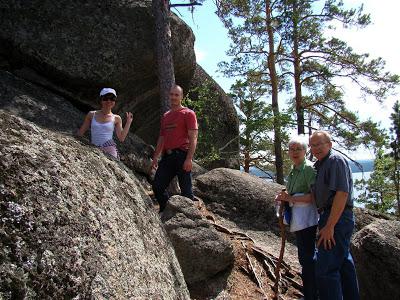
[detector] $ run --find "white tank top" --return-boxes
[90,111,115,146]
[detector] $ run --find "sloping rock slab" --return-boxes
[351,219,400,300]
[353,207,395,232]
[162,195,234,285]
[194,168,284,231]
[0,111,189,299]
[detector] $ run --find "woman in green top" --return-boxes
[276,135,318,300]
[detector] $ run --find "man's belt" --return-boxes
[317,205,353,214]
[164,148,187,155]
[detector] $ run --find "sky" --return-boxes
[175,0,400,159]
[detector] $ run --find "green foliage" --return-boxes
[216,0,398,172]
[183,80,225,166]
[230,78,273,171]
[355,150,397,214]
[355,101,400,215]
[216,0,290,182]
[279,0,398,147]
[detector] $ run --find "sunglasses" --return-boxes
[101,95,116,101]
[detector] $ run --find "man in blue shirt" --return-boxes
[310,130,359,300]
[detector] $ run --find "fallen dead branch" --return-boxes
[212,223,233,234]
[263,259,276,281]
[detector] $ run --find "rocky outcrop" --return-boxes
[194,168,284,231]
[0,0,196,144]
[188,65,239,169]
[351,219,400,300]
[353,207,395,232]
[0,111,190,299]
[161,196,234,285]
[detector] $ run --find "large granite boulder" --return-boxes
[0,70,153,175]
[194,168,284,230]
[188,65,239,169]
[351,219,400,300]
[0,111,190,299]
[0,0,196,144]
[353,207,395,232]
[161,196,234,285]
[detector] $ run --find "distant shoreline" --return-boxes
[348,159,374,173]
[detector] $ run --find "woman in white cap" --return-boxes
[77,88,133,159]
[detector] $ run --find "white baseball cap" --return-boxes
[99,88,117,97]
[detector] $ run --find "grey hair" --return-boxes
[288,135,308,150]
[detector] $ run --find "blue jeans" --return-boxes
[152,150,193,212]
[295,225,318,300]
[316,209,359,300]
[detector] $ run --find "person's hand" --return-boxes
[126,112,133,123]
[183,158,193,172]
[151,158,158,170]
[275,190,289,202]
[317,224,336,250]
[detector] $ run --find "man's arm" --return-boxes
[151,135,164,170]
[183,129,198,172]
[317,191,348,250]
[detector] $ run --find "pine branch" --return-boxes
[170,1,202,8]
[308,104,358,128]
[331,147,364,171]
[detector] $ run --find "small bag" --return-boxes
[283,202,292,225]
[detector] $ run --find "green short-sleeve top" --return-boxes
[286,159,316,195]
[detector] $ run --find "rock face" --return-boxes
[161,196,234,285]
[351,219,400,300]
[194,168,284,231]
[0,0,196,144]
[0,111,190,299]
[353,207,395,232]
[188,65,239,169]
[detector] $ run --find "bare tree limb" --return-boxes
[170,1,203,8]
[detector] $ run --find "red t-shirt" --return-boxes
[160,107,198,151]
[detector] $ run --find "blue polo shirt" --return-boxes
[313,150,353,209]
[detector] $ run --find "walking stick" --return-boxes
[273,188,287,300]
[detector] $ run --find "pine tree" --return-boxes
[355,150,396,214]
[278,0,398,147]
[215,0,397,178]
[390,100,400,215]
[355,101,400,216]
[230,78,273,173]
[215,0,289,184]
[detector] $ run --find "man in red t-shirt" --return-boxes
[151,85,198,212]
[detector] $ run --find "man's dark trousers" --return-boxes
[152,149,193,212]
[315,209,359,300]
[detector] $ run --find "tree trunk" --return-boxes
[266,0,284,185]
[152,0,175,115]
[394,146,400,216]
[291,0,305,135]
[244,150,250,173]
